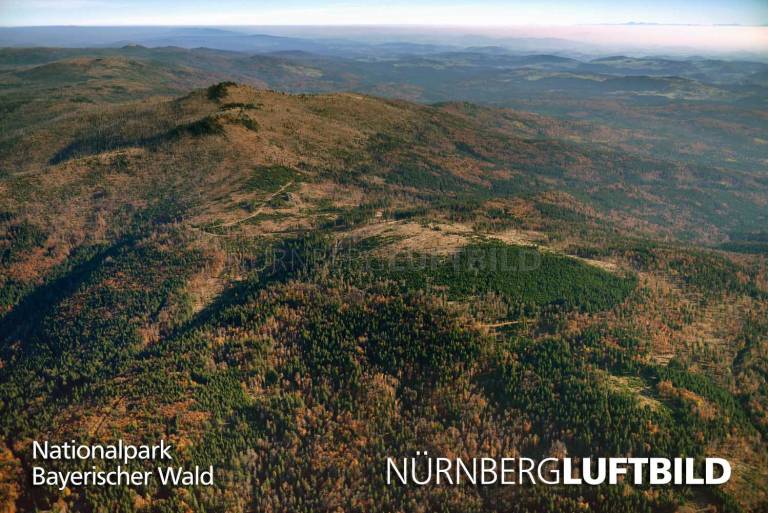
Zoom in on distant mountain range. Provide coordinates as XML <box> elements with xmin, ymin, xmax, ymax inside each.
<box><xmin>2</xmin><ymin>26</ymin><xmax>767</xmax><ymax>61</ymax></box>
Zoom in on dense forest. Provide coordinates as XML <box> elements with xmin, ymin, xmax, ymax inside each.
<box><xmin>0</xmin><ymin>78</ymin><xmax>766</xmax><ymax>513</ymax></box>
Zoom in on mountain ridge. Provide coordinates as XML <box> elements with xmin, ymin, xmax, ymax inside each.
<box><xmin>0</xmin><ymin>55</ymin><xmax>767</xmax><ymax>513</ymax></box>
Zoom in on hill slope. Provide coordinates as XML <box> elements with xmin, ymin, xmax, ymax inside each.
<box><xmin>0</xmin><ymin>83</ymin><xmax>767</xmax><ymax>512</ymax></box>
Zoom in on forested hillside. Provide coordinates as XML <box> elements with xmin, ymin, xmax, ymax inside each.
<box><xmin>0</xmin><ymin>78</ymin><xmax>767</xmax><ymax>513</ymax></box>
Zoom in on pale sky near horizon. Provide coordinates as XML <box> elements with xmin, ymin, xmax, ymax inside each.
<box><xmin>0</xmin><ymin>0</ymin><xmax>767</xmax><ymax>27</ymax></box>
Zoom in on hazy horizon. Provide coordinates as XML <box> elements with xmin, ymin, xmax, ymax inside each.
<box><xmin>2</xmin><ymin>0</ymin><xmax>767</xmax><ymax>25</ymax></box>
<box><xmin>2</xmin><ymin>0</ymin><xmax>767</xmax><ymax>55</ymax></box>
<box><xmin>1</xmin><ymin>24</ymin><xmax>766</xmax><ymax>56</ymax></box>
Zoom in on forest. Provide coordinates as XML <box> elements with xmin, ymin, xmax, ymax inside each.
<box><xmin>0</xmin><ymin>78</ymin><xmax>766</xmax><ymax>513</ymax></box>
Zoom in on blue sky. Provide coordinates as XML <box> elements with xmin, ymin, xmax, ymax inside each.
<box><xmin>1</xmin><ymin>0</ymin><xmax>767</xmax><ymax>26</ymax></box>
